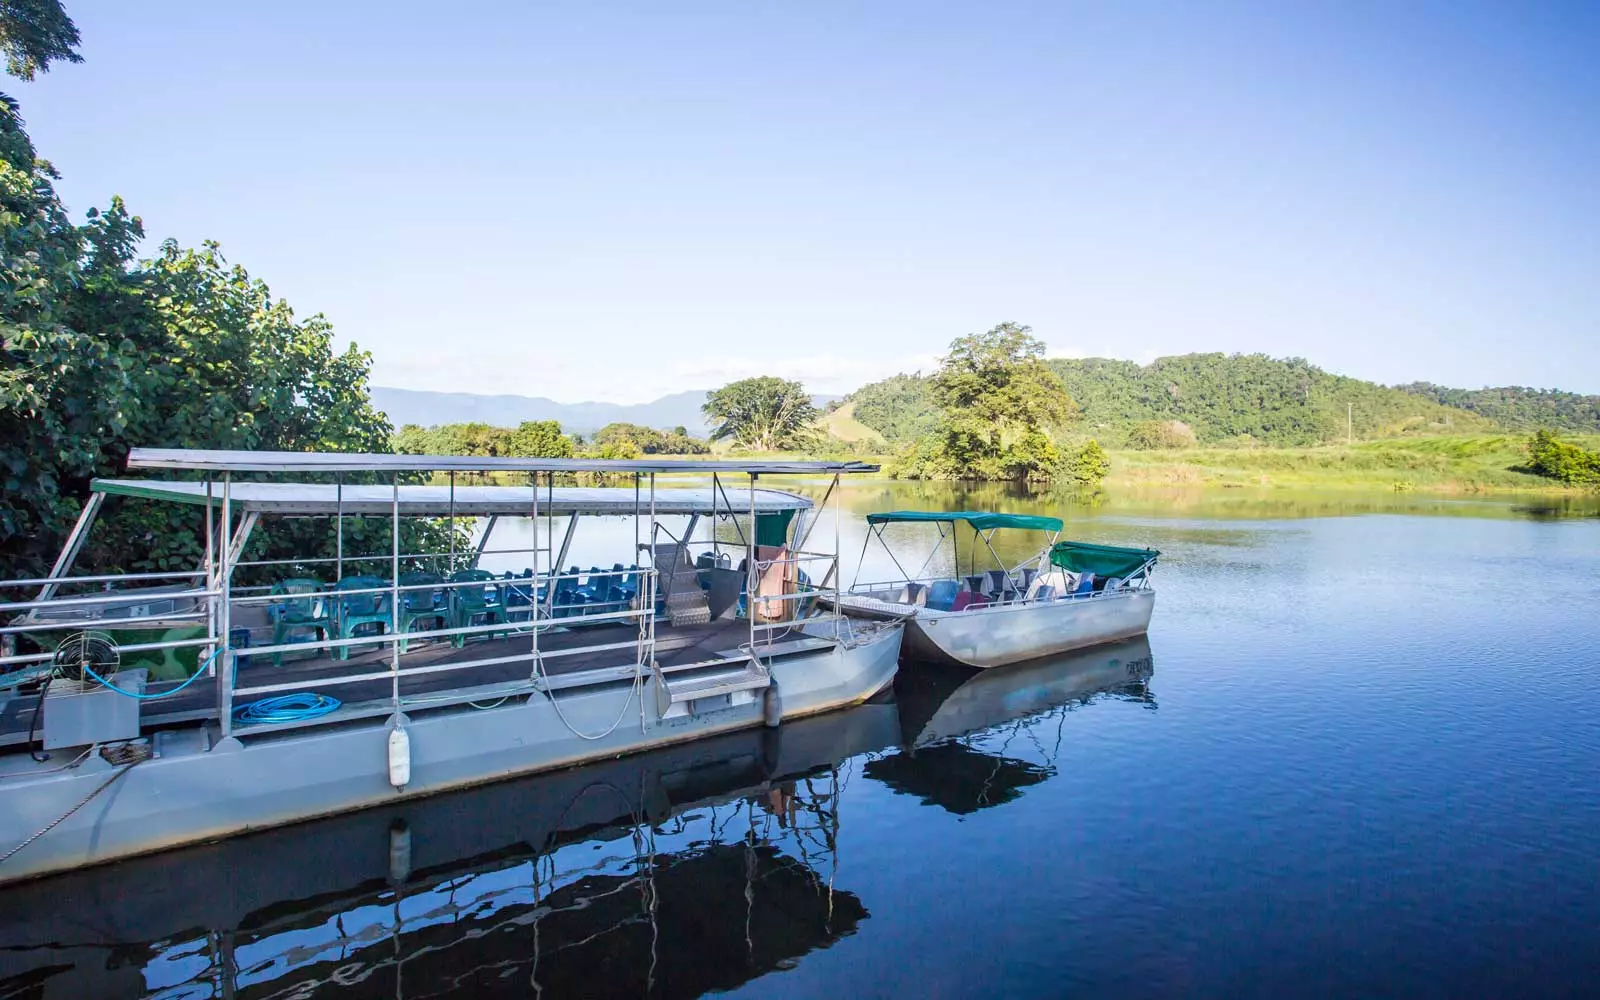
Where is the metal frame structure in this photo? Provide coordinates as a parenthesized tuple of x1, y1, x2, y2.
(1, 449, 878, 743)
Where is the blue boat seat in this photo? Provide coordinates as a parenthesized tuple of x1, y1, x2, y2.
(926, 579, 960, 611)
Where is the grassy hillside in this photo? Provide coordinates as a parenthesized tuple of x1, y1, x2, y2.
(1105, 434, 1600, 492)
(819, 401, 886, 445)
(847, 352, 1496, 447)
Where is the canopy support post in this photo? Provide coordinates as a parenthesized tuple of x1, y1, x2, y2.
(390, 478, 401, 715)
(335, 475, 344, 583)
(36, 491, 104, 602)
(217, 473, 234, 740)
(447, 471, 456, 575)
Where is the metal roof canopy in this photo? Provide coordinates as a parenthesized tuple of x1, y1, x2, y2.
(865, 510, 1065, 533)
(91, 480, 813, 517)
(124, 447, 879, 476)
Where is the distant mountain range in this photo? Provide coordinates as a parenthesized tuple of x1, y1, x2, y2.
(373, 387, 843, 436)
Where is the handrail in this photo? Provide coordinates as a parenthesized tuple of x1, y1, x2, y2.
(0, 570, 205, 588)
(0, 587, 217, 613)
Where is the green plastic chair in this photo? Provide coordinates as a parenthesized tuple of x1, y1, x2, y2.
(396, 572, 448, 653)
(333, 576, 392, 660)
(269, 578, 329, 666)
(448, 569, 508, 647)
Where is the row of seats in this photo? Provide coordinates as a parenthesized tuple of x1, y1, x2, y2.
(896, 569, 1117, 612)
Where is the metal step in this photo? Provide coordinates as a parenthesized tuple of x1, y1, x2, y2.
(659, 660, 770, 706)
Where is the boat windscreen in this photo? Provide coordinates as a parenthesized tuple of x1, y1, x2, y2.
(1048, 541, 1159, 577)
(864, 511, 1064, 533)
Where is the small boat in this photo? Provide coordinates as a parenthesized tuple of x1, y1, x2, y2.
(823, 510, 1158, 668)
(0, 448, 901, 885)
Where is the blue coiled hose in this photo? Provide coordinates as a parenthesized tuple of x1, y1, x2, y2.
(231, 692, 342, 726)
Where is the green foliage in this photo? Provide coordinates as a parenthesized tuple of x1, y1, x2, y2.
(912, 323, 1079, 481)
(593, 422, 709, 455)
(1400, 383, 1600, 434)
(1, 98, 409, 577)
(0, 0, 80, 82)
(703, 376, 818, 451)
(849, 373, 937, 443)
(394, 420, 576, 458)
(1061, 440, 1110, 488)
(1525, 430, 1600, 486)
(850, 352, 1496, 448)
(1124, 419, 1198, 450)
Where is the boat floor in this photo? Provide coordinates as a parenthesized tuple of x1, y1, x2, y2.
(0, 617, 808, 748)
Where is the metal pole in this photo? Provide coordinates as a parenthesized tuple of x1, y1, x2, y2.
(530, 471, 540, 672)
(448, 471, 456, 574)
(204, 481, 216, 676)
(36, 491, 105, 602)
(832, 473, 841, 630)
(391, 478, 401, 713)
(218, 473, 234, 739)
(748, 472, 758, 653)
(335, 476, 344, 584)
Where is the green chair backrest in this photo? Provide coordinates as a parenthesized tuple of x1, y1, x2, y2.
(398, 572, 444, 613)
(336, 576, 390, 617)
(449, 569, 501, 609)
(270, 578, 325, 621)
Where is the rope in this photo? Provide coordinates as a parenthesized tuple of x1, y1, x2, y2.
(232, 692, 341, 726)
(0, 741, 151, 867)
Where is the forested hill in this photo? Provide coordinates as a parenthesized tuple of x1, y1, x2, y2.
(849, 353, 1503, 447)
(1395, 384, 1600, 434)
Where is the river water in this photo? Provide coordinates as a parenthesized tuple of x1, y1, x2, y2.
(2, 484, 1597, 998)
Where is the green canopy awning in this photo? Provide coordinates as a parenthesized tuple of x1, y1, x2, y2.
(865, 511, 1064, 533)
(1049, 541, 1159, 578)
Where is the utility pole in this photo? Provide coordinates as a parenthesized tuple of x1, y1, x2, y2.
(1347, 402, 1353, 446)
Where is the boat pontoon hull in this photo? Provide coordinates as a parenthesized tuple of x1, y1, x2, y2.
(899, 590, 1155, 669)
(0, 622, 902, 886)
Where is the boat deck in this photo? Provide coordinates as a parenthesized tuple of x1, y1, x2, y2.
(0, 617, 825, 748)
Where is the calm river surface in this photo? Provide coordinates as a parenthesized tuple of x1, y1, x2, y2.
(2, 484, 1598, 998)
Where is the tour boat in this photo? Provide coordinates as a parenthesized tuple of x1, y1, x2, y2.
(0, 448, 902, 885)
(822, 510, 1158, 668)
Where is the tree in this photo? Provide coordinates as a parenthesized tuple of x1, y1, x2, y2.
(507, 420, 573, 458)
(921, 322, 1079, 480)
(1525, 430, 1600, 486)
(703, 377, 818, 451)
(0, 0, 81, 83)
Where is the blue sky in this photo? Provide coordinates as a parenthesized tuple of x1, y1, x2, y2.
(17, 1, 1599, 401)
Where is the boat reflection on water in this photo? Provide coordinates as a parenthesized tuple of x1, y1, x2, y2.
(867, 637, 1155, 815)
(0, 704, 899, 1000)
(0, 637, 1155, 999)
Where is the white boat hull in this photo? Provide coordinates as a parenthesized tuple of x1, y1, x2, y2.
(0, 623, 902, 886)
(902, 590, 1155, 669)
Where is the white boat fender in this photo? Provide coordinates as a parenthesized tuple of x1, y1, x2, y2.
(762, 679, 782, 728)
(387, 726, 411, 788)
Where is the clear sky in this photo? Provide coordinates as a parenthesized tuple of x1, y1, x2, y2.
(16, 0, 1600, 402)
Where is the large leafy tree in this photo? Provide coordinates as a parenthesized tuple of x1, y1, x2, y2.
(0, 0, 79, 84)
(1, 62, 405, 576)
(922, 322, 1079, 480)
(703, 376, 818, 451)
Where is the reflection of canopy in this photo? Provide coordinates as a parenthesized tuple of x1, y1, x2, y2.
(90, 479, 812, 517)
(865, 510, 1064, 532)
(865, 742, 1052, 815)
(1049, 540, 1160, 577)
(227, 841, 866, 999)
